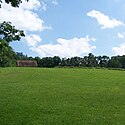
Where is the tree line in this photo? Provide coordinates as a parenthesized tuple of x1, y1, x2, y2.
(22, 53, 125, 69)
(1, 1, 125, 69)
(1, 50, 125, 69)
(0, 20, 125, 69)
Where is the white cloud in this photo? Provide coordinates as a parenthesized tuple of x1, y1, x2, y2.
(113, 32, 125, 55)
(112, 43, 125, 55)
(30, 36, 96, 57)
(19, 0, 41, 10)
(87, 10, 124, 29)
(40, 0, 58, 11)
(0, 0, 47, 32)
(118, 32, 125, 39)
(25, 34, 42, 47)
(41, 1, 47, 11)
(112, 32, 125, 55)
(0, 0, 54, 50)
(52, 0, 58, 5)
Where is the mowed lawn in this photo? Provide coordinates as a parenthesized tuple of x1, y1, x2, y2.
(0, 68, 125, 125)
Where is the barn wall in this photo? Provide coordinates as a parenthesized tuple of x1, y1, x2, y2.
(17, 60, 38, 67)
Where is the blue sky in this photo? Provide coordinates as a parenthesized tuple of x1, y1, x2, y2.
(1, 0, 125, 57)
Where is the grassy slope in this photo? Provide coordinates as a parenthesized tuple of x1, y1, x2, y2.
(0, 68, 125, 125)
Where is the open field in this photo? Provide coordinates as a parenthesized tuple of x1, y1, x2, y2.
(0, 68, 125, 125)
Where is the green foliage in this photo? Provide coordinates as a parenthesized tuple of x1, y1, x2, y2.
(40, 57, 55, 67)
(0, 46, 16, 67)
(36, 56, 61, 68)
(14, 52, 29, 60)
(0, 21, 25, 67)
(0, 0, 27, 67)
(0, 39, 15, 67)
(86, 53, 97, 67)
(108, 57, 122, 68)
(0, 68, 125, 124)
(53, 56, 61, 66)
(0, 21, 25, 43)
(0, 38, 8, 51)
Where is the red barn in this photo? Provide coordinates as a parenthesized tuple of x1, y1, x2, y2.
(17, 60, 37, 67)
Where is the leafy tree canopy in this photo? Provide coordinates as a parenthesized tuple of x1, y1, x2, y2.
(0, 21, 25, 51)
(0, 21, 25, 43)
(0, 0, 27, 67)
(0, 21, 25, 67)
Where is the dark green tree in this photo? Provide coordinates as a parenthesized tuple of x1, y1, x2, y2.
(0, 21, 25, 67)
(39, 57, 54, 68)
(0, 21, 25, 42)
(86, 53, 97, 67)
(0, 0, 28, 67)
(108, 57, 122, 68)
(0, 46, 16, 67)
(53, 56, 61, 67)
(60, 58, 69, 67)
(96, 55, 109, 67)
(117, 55, 125, 68)
(69, 57, 84, 67)
(14, 52, 28, 60)
(34, 56, 41, 67)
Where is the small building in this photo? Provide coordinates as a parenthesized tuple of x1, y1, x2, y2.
(17, 60, 37, 67)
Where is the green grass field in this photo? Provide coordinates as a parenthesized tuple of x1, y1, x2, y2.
(0, 68, 125, 125)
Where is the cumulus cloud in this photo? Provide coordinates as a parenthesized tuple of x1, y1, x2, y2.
(41, 1, 47, 11)
(87, 10, 124, 29)
(52, 0, 58, 5)
(25, 34, 42, 47)
(30, 36, 96, 57)
(113, 32, 125, 55)
(19, 0, 41, 10)
(40, 0, 58, 11)
(0, 0, 47, 31)
(0, 0, 54, 49)
(118, 32, 125, 39)
(112, 43, 125, 55)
